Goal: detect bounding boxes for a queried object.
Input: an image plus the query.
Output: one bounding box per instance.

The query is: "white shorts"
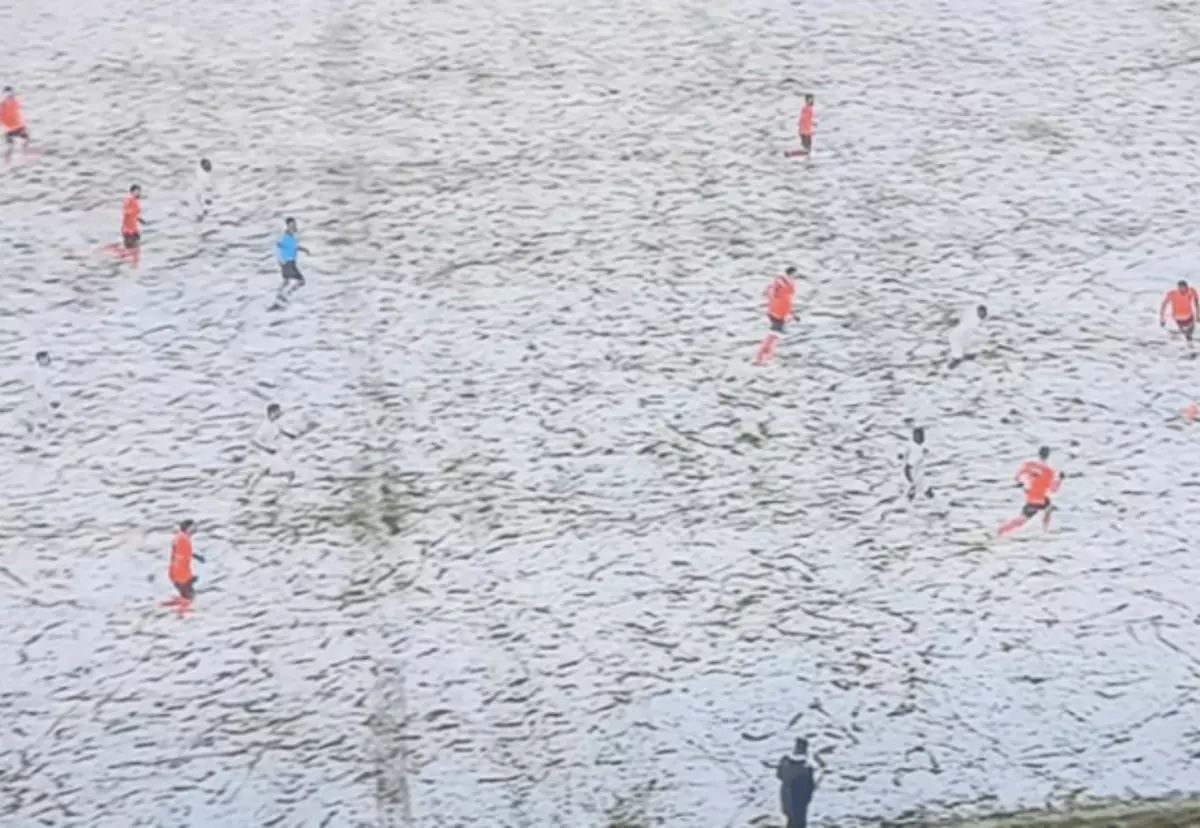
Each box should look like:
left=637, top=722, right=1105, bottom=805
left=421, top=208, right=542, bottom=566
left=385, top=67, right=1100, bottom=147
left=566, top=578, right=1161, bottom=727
left=260, top=452, right=293, bottom=476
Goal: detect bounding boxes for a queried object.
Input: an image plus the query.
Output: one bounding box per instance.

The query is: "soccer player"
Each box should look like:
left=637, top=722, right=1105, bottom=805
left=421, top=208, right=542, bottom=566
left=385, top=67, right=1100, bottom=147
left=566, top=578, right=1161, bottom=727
left=194, top=158, right=213, bottom=221
left=168, top=520, right=204, bottom=603
left=249, top=403, right=298, bottom=492
left=273, top=217, right=310, bottom=308
left=755, top=267, right=798, bottom=365
left=997, top=447, right=1061, bottom=536
left=948, top=304, right=988, bottom=369
left=1160, top=279, right=1199, bottom=349
left=1, top=87, right=31, bottom=162
left=903, top=427, right=933, bottom=501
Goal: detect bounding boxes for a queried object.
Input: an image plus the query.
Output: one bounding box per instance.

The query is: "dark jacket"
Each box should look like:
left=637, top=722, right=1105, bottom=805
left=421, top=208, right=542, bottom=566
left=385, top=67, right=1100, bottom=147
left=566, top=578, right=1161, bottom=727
left=776, top=755, right=815, bottom=819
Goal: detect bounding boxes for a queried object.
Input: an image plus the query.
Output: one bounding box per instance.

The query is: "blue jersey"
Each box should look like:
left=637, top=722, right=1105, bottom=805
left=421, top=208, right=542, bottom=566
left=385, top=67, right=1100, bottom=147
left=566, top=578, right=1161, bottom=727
left=276, top=231, right=298, bottom=263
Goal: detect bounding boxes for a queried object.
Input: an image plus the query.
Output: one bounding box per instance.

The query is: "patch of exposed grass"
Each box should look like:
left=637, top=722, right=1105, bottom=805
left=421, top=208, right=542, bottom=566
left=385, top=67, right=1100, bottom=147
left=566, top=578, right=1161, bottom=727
left=604, top=780, right=661, bottom=828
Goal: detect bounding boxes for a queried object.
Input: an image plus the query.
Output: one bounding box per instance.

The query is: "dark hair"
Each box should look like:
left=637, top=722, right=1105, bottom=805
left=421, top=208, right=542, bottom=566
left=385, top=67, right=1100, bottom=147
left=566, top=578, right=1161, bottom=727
left=1178, top=280, right=1189, bottom=290
left=285, top=217, right=296, bottom=226
left=130, top=184, right=140, bottom=193
left=1038, top=446, right=1050, bottom=460
left=785, top=266, right=797, bottom=276
left=793, top=737, right=808, bottom=755
left=179, top=519, right=195, bottom=532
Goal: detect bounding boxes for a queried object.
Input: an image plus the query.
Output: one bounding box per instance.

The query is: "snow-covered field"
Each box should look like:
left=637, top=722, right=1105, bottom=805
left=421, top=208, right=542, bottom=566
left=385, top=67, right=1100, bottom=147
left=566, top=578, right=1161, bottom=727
left=3, top=0, right=1200, bottom=824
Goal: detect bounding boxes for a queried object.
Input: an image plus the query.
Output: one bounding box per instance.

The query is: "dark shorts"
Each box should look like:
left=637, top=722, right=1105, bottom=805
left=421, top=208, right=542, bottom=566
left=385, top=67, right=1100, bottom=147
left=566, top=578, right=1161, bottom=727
left=1176, top=317, right=1195, bottom=337
left=281, top=261, right=305, bottom=284
left=123, top=233, right=140, bottom=249
left=800, top=133, right=813, bottom=152
left=173, top=578, right=196, bottom=599
left=768, top=314, right=786, bottom=333
left=4, top=127, right=29, bottom=143
left=1021, top=499, right=1051, bottom=519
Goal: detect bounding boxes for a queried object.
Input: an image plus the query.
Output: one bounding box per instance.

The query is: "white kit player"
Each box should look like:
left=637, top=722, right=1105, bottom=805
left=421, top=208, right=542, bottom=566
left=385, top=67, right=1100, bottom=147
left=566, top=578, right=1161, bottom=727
left=903, top=426, right=933, bottom=501
left=948, top=304, right=988, bottom=369
left=248, top=403, right=298, bottom=491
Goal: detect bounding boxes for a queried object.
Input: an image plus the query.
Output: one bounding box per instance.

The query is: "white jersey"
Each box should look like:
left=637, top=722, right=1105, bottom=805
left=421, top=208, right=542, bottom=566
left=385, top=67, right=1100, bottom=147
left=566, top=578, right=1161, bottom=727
left=253, top=418, right=288, bottom=455
left=948, top=308, right=982, bottom=360
left=253, top=417, right=295, bottom=476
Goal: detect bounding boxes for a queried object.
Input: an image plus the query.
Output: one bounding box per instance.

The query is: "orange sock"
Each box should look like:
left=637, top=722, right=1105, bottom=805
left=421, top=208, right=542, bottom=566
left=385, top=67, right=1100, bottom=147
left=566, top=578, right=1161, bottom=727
left=756, top=333, right=779, bottom=365
left=998, top=516, right=1026, bottom=536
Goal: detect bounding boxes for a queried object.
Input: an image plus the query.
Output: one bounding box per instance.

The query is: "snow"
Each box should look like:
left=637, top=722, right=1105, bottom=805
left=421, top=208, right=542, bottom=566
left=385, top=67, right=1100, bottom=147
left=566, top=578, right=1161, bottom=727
left=2, top=0, right=1200, bottom=824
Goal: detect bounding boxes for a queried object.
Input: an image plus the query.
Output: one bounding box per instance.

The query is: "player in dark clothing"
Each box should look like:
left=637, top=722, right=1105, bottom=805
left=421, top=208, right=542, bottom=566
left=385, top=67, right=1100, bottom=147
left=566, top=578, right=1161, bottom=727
left=777, top=738, right=816, bottom=828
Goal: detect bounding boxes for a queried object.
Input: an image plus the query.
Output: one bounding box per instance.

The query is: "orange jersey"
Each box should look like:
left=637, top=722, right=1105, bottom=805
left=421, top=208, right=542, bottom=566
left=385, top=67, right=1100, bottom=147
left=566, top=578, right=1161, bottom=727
left=766, top=274, right=796, bottom=319
left=122, top=195, right=141, bottom=235
left=799, top=104, right=814, bottom=136
left=169, top=531, right=194, bottom=583
left=0, top=97, right=23, bottom=131
left=1016, top=459, right=1059, bottom=504
left=1163, top=287, right=1198, bottom=321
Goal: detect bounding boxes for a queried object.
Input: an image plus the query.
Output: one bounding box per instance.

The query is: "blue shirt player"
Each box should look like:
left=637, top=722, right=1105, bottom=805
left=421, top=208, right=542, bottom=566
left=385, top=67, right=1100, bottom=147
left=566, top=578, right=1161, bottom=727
left=274, top=217, right=310, bottom=307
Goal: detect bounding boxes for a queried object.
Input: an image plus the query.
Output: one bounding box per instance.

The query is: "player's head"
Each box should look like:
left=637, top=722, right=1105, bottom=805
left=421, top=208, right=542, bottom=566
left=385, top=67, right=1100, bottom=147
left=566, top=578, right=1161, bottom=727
left=129, top=184, right=141, bottom=197
left=35, top=350, right=50, bottom=366
left=804, top=94, right=814, bottom=104
left=912, top=426, right=925, bottom=444
left=784, top=266, right=797, bottom=277
left=2, top=86, right=12, bottom=97
left=1038, top=446, right=1051, bottom=460
left=267, top=403, right=282, bottom=420
left=200, top=158, right=212, bottom=172
left=285, top=217, right=297, bottom=232
left=1178, top=279, right=1189, bottom=292
left=179, top=519, right=195, bottom=534
left=976, top=304, right=988, bottom=320
left=793, top=737, right=808, bottom=757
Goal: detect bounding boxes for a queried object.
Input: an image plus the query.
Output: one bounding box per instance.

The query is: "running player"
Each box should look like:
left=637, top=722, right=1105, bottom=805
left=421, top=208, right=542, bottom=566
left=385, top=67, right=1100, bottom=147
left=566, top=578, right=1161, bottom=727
left=1, top=87, right=31, bottom=162
left=249, top=403, right=298, bottom=492
left=168, top=519, right=204, bottom=602
left=755, top=267, right=798, bottom=366
left=194, top=158, right=213, bottom=221
left=903, top=426, right=933, bottom=501
left=948, top=304, right=988, bottom=369
left=27, top=350, right=59, bottom=433
left=1159, top=279, right=1198, bottom=349
left=120, top=185, right=143, bottom=266
left=273, top=217, right=310, bottom=307
left=997, top=447, right=1061, bottom=536
left=798, top=94, right=815, bottom=154
left=783, top=95, right=815, bottom=158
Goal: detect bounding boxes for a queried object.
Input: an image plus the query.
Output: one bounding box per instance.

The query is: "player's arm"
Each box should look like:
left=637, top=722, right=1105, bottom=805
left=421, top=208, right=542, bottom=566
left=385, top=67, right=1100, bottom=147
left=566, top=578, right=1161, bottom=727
left=1192, top=291, right=1199, bottom=318
left=1160, top=295, right=1170, bottom=325
left=251, top=438, right=277, bottom=454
